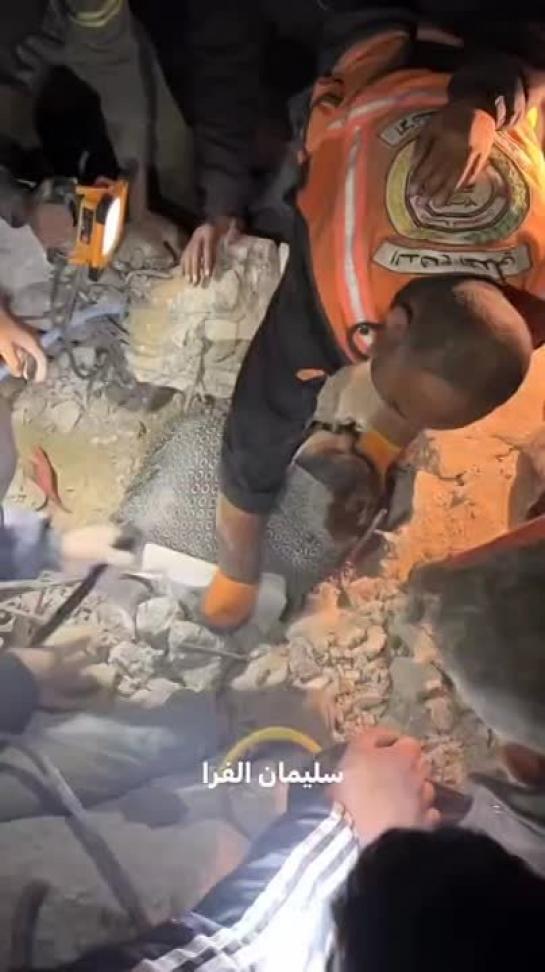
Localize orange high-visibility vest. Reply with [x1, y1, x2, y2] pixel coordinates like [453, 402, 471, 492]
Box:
[297, 30, 545, 361]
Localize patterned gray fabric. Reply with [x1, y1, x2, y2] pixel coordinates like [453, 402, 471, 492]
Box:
[121, 409, 342, 601]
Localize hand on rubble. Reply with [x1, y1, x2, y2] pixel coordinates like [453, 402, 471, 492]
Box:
[410, 100, 496, 206]
[28, 201, 75, 251]
[11, 641, 104, 710]
[60, 524, 138, 571]
[181, 217, 241, 285]
[0, 308, 47, 381]
[331, 727, 440, 842]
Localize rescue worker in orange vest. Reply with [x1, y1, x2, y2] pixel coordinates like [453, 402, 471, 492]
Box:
[201, 12, 545, 632]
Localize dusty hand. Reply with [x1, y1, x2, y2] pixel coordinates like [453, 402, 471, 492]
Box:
[410, 101, 496, 206]
[181, 218, 241, 285]
[132, 210, 181, 259]
[28, 201, 75, 251]
[0, 309, 47, 381]
[60, 524, 137, 570]
[11, 643, 101, 708]
[331, 727, 440, 842]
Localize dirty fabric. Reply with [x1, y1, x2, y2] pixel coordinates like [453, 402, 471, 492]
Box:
[0, 691, 226, 821]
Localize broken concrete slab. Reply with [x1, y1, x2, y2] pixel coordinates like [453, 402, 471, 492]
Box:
[140, 543, 287, 635]
[126, 237, 282, 399]
[135, 596, 179, 646]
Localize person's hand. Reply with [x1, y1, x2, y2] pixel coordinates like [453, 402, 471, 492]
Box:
[11, 641, 106, 710]
[0, 309, 47, 381]
[331, 727, 440, 842]
[28, 201, 75, 251]
[131, 210, 181, 259]
[60, 525, 137, 570]
[181, 217, 241, 285]
[410, 101, 496, 206]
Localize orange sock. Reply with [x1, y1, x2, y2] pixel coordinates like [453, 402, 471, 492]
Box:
[201, 569, 258, 632]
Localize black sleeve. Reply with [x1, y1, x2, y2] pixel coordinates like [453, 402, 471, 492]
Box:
[180, 0, 262, 221]
[437, 18, 545, 127]
[0, 653, 39, 734]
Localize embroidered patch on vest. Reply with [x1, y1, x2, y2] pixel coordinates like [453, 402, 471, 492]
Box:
[382, 115, 530, 247]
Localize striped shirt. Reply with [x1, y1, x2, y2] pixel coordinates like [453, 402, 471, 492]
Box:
[61, 796, 359, 972]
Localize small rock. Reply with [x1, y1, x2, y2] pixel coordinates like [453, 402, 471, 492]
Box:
[362, 625, 387, 658]
[426, 740, 465, 787]
[287, 609, 338, 649]
[167, 620, 224, 676]
[231, 649, 289, 691]
[288, 638, 321, 682]
[130, 677, 182, 708]
[182, 659, 222, 692]
[49, 399, 82, 435]
[357, 690, 386, 710]
[108, 640, 164, 684]
[96, 600, 135, 637]
[136, 596, 178, 645]
[423, 676, 443, 698]
[427, 696, 455, 733]
[74, 346, 96, 371]
[390, 657, 435, 703]
[298, 674, 330, 691]
[412, 625, 439, 666]
[168, 619, 217, 651]
[335, 611, 369, 651]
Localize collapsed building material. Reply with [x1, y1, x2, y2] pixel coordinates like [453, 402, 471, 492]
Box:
[126, 236, 283, 400]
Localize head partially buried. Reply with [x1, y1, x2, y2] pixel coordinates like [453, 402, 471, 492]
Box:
[372, 275, 532, 430]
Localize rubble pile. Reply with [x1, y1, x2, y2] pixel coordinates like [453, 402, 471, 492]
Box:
[126, 236, 286, 401]
[4, 229, 545, 793]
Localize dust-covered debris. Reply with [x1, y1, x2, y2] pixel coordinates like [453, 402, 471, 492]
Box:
[231, 648, 289, 692]
[136, 596, 179, 645]
[126, 237, 282, 400]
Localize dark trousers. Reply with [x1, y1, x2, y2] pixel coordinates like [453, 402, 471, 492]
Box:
[220, 228, 344, 515]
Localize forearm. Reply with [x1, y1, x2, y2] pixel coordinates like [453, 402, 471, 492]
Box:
[448, 52, 530, 129]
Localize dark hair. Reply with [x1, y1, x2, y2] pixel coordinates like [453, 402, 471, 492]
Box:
[408, 540, 545, 752]
[396, 276, 531, 412]
[334, 827, 545, 972]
